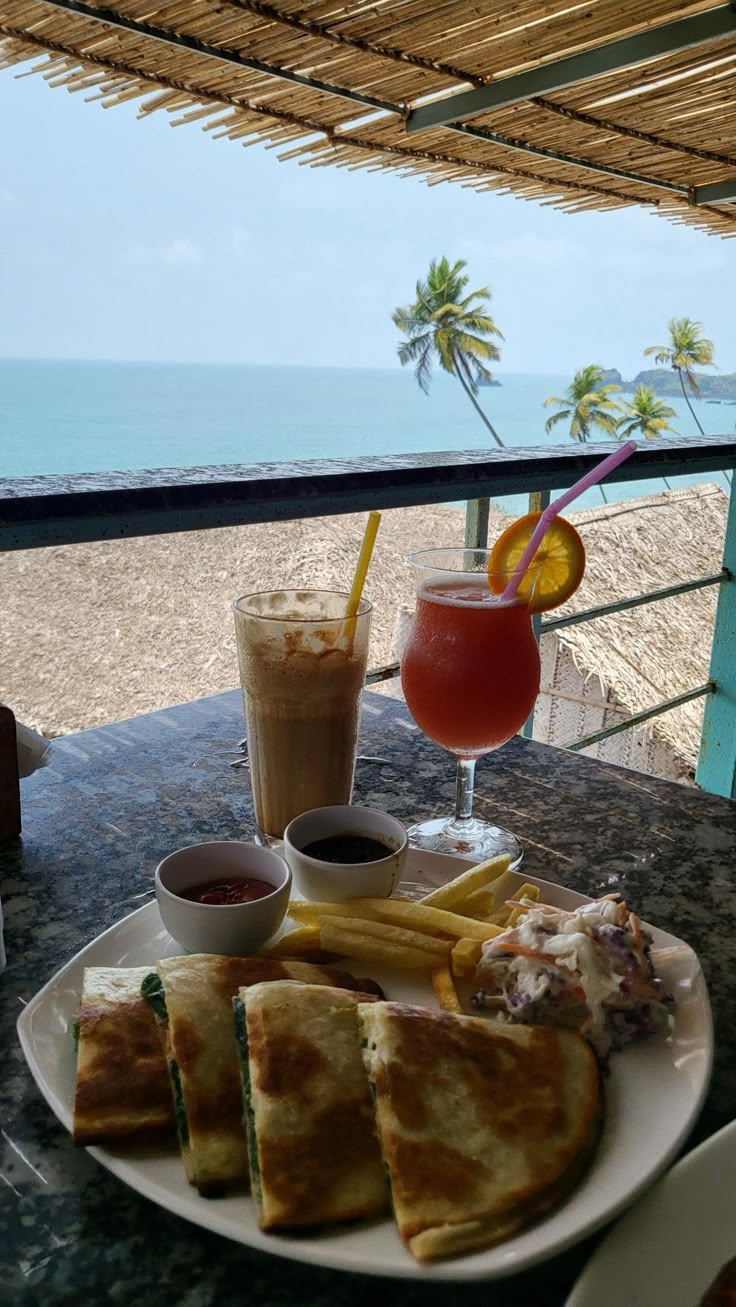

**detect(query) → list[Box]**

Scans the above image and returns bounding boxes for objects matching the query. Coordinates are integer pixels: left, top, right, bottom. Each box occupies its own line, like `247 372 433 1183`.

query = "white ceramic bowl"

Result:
155 840 291 956
283 805 408 903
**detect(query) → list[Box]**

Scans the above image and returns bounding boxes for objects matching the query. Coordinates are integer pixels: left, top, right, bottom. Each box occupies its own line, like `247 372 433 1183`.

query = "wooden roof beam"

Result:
406 5 736 134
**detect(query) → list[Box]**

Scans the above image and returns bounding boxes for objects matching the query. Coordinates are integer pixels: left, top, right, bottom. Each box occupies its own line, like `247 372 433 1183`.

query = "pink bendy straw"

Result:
501 440 638 603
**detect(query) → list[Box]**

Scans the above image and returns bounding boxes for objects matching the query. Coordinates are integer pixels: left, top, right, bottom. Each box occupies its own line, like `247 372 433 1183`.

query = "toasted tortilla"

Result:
147 954 383 1195
73 966 174 1146
234 980 387 1230
358 1001 601 1263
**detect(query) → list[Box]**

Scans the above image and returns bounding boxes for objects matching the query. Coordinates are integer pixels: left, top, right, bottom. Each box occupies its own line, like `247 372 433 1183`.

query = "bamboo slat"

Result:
1 0 735 234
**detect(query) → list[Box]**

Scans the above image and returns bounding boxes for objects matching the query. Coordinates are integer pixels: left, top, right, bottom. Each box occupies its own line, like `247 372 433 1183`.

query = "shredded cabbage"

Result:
473 895 670 1060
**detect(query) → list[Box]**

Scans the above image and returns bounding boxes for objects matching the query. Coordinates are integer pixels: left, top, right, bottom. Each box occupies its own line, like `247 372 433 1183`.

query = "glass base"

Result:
253 827 284 851
406 816 523 869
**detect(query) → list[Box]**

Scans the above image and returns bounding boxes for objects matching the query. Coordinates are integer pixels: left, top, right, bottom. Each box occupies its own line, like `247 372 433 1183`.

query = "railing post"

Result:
464 498 490 549
696 482 736 796
522 490 550 739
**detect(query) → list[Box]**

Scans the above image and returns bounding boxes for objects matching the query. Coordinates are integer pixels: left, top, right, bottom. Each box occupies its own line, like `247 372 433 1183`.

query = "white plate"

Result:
17 849 712 1282
566 1117 736 1307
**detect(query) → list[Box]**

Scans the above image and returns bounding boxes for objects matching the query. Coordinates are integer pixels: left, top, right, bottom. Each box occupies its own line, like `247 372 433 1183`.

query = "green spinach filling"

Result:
140 972 168 1021
168 1058 190 1147
140 975 187 1147
233 996 261 1204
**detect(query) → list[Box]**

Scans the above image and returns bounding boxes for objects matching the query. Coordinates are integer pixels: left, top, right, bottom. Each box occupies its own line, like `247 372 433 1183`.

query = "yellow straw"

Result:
345 511 381 618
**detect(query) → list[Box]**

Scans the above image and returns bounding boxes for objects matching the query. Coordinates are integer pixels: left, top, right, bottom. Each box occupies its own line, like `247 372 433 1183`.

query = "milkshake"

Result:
233 590 372 841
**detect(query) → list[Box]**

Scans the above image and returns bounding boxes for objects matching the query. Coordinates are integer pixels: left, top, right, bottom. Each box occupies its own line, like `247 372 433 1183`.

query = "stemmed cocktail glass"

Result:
401 549 541 866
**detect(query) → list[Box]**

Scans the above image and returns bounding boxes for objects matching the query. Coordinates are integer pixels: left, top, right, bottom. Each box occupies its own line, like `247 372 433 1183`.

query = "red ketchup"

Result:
180 877 274 905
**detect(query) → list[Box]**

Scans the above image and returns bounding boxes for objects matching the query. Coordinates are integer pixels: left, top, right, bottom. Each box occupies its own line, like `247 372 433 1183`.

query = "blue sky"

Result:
1 67 734 377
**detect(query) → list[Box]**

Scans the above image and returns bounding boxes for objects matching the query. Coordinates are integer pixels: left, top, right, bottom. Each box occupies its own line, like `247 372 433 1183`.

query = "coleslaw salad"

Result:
473 894 671 1059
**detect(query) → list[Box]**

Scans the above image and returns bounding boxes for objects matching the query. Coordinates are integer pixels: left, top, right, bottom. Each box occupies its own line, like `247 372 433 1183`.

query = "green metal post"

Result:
464 497 490 549
696 483 736 796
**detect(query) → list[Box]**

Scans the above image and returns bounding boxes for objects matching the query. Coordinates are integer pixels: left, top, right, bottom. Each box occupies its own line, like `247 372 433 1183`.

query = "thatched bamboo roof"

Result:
560 481 727 769
3 2 736 234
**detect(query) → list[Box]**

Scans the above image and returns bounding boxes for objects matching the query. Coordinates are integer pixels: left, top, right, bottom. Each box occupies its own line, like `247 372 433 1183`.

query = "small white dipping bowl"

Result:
155 840 291 956
283 805 408 903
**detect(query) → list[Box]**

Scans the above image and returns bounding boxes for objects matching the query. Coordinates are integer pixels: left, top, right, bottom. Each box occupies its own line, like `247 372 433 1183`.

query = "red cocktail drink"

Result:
401 580 540 757
400 550 542 864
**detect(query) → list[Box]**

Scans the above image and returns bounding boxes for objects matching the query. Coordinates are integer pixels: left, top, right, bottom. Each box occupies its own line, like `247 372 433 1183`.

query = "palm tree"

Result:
392 256 505 448
617 385 678 490
617 385 678 442
644 317 715 436
544 365 623 503
544 365 623 442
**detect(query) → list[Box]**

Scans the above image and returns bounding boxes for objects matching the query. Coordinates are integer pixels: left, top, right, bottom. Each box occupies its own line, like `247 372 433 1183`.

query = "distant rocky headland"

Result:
601 367 736 402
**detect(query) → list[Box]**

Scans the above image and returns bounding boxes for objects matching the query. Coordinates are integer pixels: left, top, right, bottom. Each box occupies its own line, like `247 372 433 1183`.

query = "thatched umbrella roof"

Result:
2 2 736 235
559 481 726 768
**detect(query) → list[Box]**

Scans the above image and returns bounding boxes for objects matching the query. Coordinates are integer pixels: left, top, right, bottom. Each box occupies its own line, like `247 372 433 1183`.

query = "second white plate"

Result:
17 849 712 1282
566 1117 736 1307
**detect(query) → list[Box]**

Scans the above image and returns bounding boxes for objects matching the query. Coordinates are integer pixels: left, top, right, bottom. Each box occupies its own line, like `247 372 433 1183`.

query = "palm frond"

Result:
616 418 637 441
415 346 433 395
458 286 492 310
454 332 501 364
544 407 570 434
397 332 434 393
644 345 671 365
431 327 454 376
591 413 621 435
398 333 433 366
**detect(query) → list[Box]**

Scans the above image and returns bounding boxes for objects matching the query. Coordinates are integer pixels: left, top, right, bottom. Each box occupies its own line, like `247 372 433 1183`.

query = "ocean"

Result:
1 358 730 513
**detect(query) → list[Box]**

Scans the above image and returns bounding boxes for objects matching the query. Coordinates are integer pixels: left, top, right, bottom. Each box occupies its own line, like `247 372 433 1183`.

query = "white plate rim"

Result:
16 854 713 1282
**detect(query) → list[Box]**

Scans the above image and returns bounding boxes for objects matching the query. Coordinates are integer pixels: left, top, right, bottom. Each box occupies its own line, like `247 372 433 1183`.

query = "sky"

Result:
1 66 734 377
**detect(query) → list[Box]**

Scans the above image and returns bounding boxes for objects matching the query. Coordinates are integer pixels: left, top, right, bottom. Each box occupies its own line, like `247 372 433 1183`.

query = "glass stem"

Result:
453 756 476 827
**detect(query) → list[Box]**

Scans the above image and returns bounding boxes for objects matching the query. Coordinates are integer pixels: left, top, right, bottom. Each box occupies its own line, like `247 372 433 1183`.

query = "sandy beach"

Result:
0 504 484 737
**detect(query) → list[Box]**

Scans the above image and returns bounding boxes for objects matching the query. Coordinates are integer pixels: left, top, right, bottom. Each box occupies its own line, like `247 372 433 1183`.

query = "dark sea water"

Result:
1 359 730 512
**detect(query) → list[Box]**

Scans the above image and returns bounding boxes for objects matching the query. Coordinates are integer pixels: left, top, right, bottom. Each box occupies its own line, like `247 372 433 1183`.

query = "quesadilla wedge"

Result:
73 966 174 1146
142 953 383 1195
234 981 387 1230
358 1001 601 1263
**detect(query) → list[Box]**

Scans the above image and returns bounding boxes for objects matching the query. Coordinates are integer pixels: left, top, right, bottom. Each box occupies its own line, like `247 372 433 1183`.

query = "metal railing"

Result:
2 432 735 796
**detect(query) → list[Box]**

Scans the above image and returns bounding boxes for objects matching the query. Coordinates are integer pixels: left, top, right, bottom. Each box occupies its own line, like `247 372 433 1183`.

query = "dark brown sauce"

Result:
300 834 394 864
179 876 275 905
698 1256 736 1305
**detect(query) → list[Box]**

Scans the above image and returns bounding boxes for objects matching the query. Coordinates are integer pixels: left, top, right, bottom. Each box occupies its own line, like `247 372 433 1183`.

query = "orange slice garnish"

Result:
488 513 586 614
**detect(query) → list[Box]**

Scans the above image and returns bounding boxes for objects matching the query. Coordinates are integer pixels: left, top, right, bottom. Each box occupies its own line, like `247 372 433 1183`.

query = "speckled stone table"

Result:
2 689 735 1307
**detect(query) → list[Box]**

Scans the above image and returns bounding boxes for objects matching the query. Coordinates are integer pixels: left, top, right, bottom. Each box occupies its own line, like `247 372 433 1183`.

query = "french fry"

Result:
457 884 503 921
319 920 438 971
455 868 521 921
451 937 484 977
262 925 322 958
504 908 524 928
326 915 451 956
420 854 511 910
431 965 462 1013
289 897 503 943
489 882 541 927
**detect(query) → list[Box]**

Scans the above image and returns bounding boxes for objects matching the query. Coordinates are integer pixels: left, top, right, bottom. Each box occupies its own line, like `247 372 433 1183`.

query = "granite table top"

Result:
2 688 735 1307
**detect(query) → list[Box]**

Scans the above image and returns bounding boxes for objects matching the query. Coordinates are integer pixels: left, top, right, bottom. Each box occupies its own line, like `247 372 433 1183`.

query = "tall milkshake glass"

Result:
233 590 372 843
401 550 540 865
